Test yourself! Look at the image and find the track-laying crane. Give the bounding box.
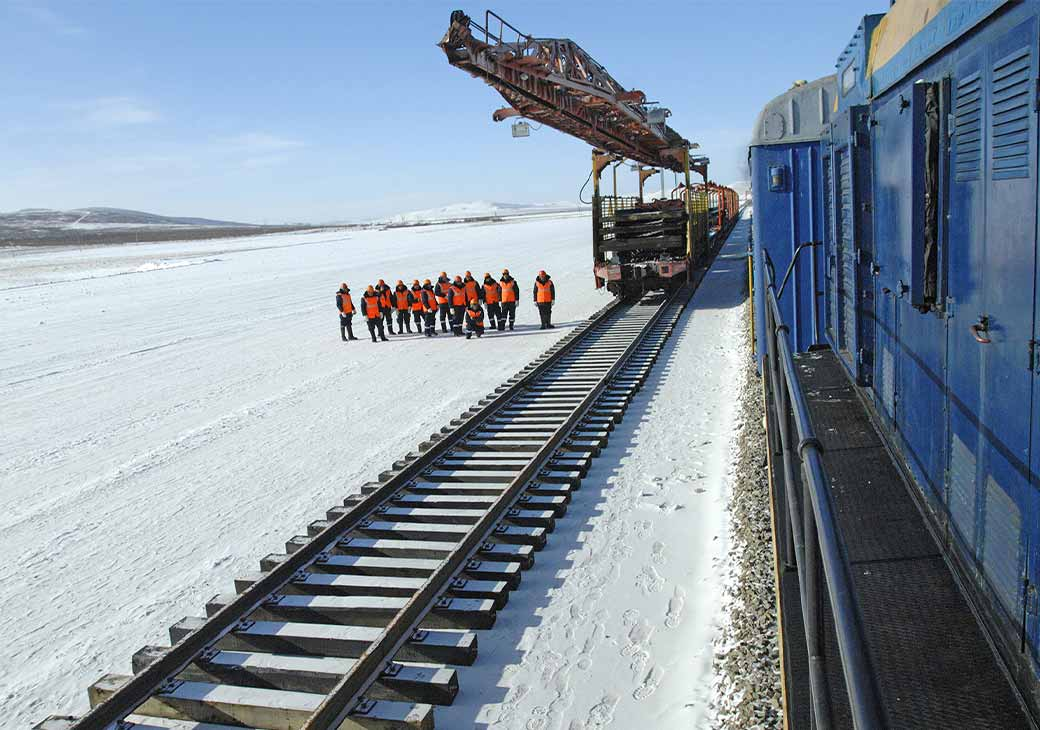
[439,9,738,296]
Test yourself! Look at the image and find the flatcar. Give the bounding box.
[751,0,1039,721]
[591,151,739,297]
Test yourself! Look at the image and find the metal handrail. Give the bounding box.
[762,262,884,729]
[775,240,820,302]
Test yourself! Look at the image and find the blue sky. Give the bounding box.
[0,1,887,223]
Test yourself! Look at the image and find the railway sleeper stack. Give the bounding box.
[38,286,695,730]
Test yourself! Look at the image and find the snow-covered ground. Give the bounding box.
[439,217,750,728]
[0,210,749,728]
[380,200,585,225]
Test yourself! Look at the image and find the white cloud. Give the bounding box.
[17,2,86,36]
[228,132,305,151]
[81,97,160,126]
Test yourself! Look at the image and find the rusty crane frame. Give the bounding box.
[439,9,695,173]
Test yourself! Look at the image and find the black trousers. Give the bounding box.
[451,305,466,335]
[412,310,423,330]
[466,322,485,338]
[396,309,411,332]
[486,302,502,329]
[339,313,355,339]
[438,303,451,331]
[366,317,387,341]
[382,309,394,333]
[424,311,437,335]
[500,302,516,329]
[537,302,553,328]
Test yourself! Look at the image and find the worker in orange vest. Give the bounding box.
[362,285,389,342]
[409,280,425,332]
[421,279,440,337]
[462,270,481,303]
[393,279,414,334]
[448,275,468,336]
[533,270,556,329]
[336,283,359,341]
[500,268,519,331]
[482,273,502,331]
[375,279,395,335]
[465,298,486,340]
[434,272,452,333]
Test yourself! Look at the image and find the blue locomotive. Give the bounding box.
[751,0,1039,724]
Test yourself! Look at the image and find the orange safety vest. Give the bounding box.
[378,288,392,309]
[435,281,449,305]
[410,289,424,310]
[483,282,500,304]
[450,283,467,306]
[338,292,354,314]
[535,278,553,303]
[501,279,517,303]
[468,307,484,327]
[395,289,411,311]
[463,278,480,302]
[363,293,381,319]
[423,289,439,312]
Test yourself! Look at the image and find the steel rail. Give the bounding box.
[70,297,624,730]
[311,289,686,728]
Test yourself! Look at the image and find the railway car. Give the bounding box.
[751,0,1040,724]
[591,152,740,297]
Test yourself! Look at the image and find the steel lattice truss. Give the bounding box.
[439,10,691,172]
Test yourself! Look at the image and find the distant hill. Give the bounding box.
[0,207,249,229]
[379,200,587,226]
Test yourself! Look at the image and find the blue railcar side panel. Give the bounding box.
[751,142,826,358]
[753,0,1040,687]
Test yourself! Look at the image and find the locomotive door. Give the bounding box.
[947,23,1039,643]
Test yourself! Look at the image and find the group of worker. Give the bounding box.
[335,269,557,343]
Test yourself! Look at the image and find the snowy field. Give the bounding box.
[0,210,748,727]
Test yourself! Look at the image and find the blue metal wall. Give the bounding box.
[750,142,826,361]
[752,0,1040,691]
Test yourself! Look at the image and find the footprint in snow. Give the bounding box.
[635,564,664,595]
[634,665,664,700]
[665,586,686,628]
[585,694,620,729]
[651,541,667,565]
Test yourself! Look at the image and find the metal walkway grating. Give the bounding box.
[776,348,1032,729]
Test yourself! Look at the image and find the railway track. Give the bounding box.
[39,280,704,730]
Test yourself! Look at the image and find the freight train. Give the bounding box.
[751,0,1040,722]
[590,153,740,297]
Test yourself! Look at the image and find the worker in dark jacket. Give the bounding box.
[448,275,468,336]
[434,272,452,333]
[375,279,395,334]
[393,279,413,333]
[482,273,502,331]
[409,280,424,332]
[362,285,388,342]
[421,279,440,337]
[533,270,556,329]
[336,283,359,341]
[500,268,520,331]
[465,299,486,339]
[463,270,481,303]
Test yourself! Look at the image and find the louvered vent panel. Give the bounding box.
[991,46,1031,180]
[954,71,982,182]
